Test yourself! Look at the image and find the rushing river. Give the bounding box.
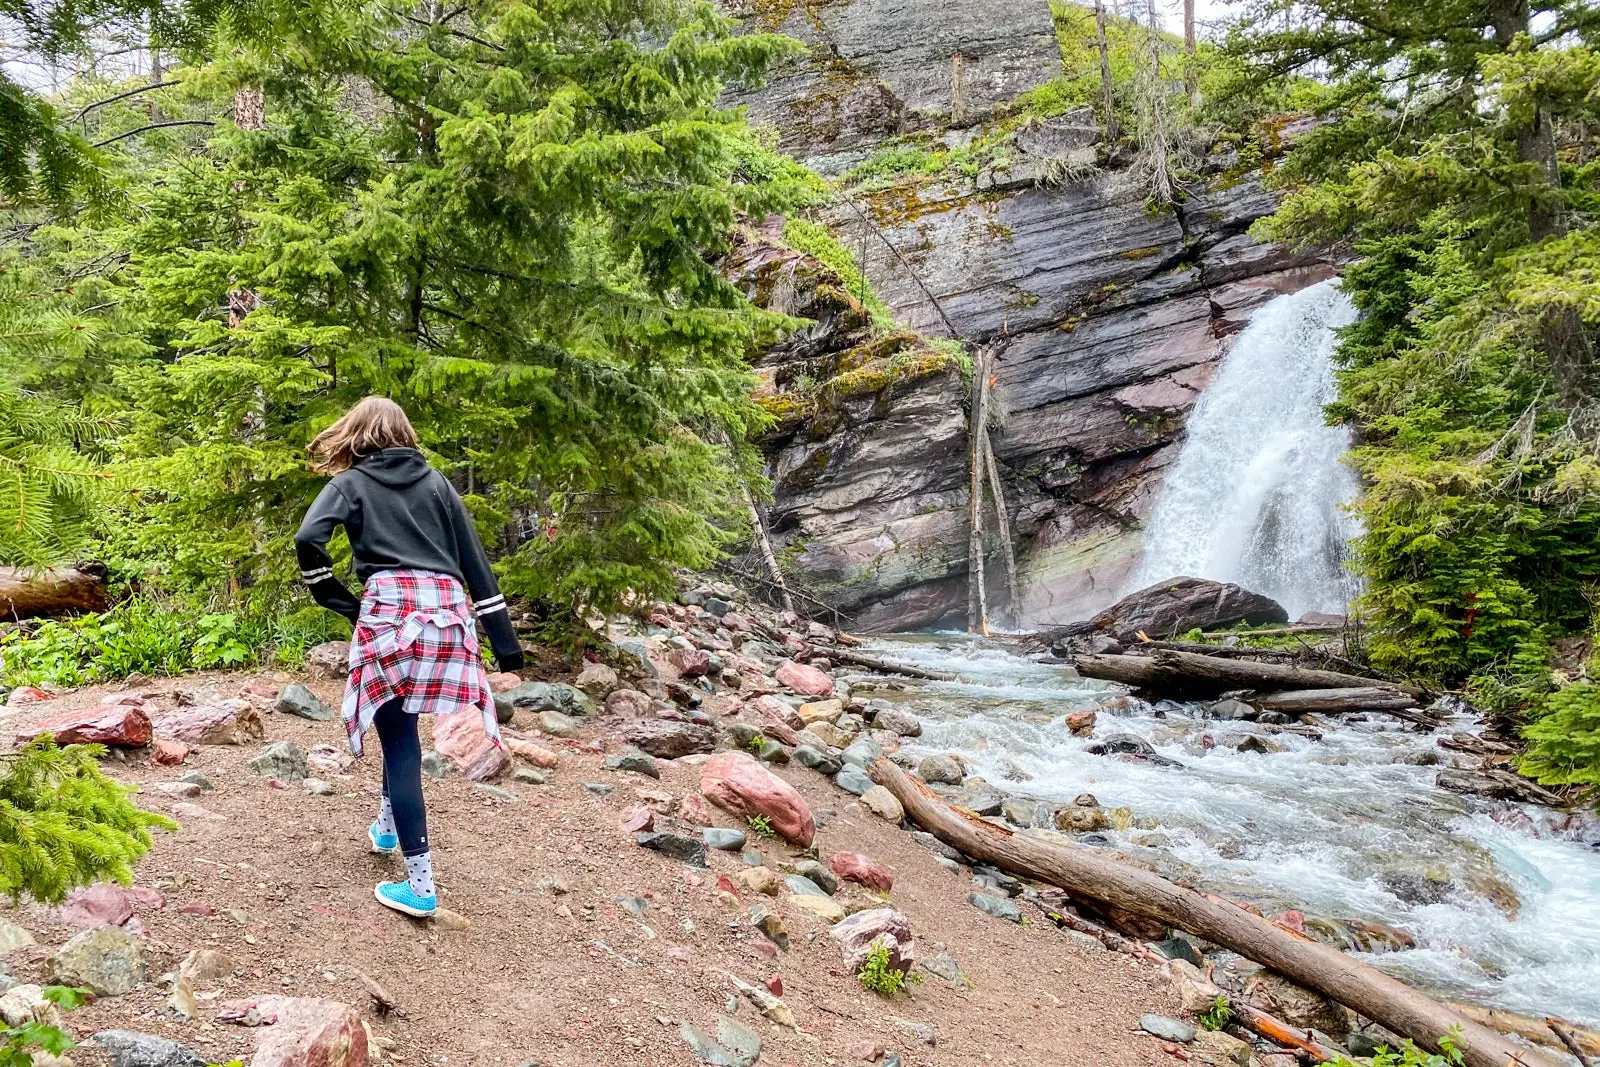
[851,635,1600,1028]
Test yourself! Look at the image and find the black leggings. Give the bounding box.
[373,698,429,857]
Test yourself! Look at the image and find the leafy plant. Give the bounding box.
[1521,683,1600,794]
[1197,995,1232,1032]
[744,732,768,755]
[747,814,776,838]
[856,942,919,997]
[0,986,87,1067]
[1330,1035,1465,1067]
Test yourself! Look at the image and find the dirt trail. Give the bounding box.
[4,670,1177,1067]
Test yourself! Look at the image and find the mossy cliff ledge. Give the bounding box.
[732,0,1334,631]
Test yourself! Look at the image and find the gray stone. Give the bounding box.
[1207,698,1257,721]
[538,709,582,739]
[421,750,455,778]
[918,952,968,986]
[248,741,306,781]
[614,637,659,679]
[679,1021,746,1067]
[794,745,842,775]
[1159,934,1204,967]
[861,785,904,822]
[841,737,884,769]
[498,681,595,724]
[918,754,965,784]
[794,859,839,895]
[176,770,213,790]
[92,1030,208,1067]
[909,830,961,860]
[1140,1014,1196,1043]
[473,783,518,801]
[513,766,549,784]
[835,764,874,796]
[716,1015,762,1066]
[636,831,708,868]
[1052,578,1287,645]
[0,922,31,954]
[48,925,145,995]
[605,746,661,779]
[703,828,748,851]
[1085,733,1184,769]
[741,849,764,866]
[958,793,1004,817]
[756,738,790,764]
[273,683,334,722]
[783,875,829,898]
[967,892,1022,923]
[874,708,923,737]
[1001,798,1045,827]
[582,782,613,796]
[301,777,334,797]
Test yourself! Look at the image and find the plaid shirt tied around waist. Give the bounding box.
[341,569,500,758]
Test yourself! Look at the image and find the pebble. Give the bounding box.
[473,783,518,802]
[835,765,874,796]
[748,903,789,949]
[434,908,471,930]
[1140,1014,1197,1043]
[177,771,214,791]
[583,782,614,796]
[967,892,1022,923]
[861,785,903,823]
[617,897,649,917]
[702,828,747,851]
[302,778,334,796]
[605,747,661,779]
[740,849,764,867]
[513,767,549,784]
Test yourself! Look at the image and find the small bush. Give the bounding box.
[747,814,776,838]
[856,942,919,996]
[1520,682,1600,794]
[0,985,87,1067]
[1197,995,1231,1031]
[1331,1036,1464,1067]
[744,732,768,755]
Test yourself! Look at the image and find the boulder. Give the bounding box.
[828,907,916,973]
[699,752,815,847]
[751,695,805,731]
[1050,577,1288,643]
[619,719,717,759]
[219,995,369,1067]
[433,711,509,781]
[840,738,883,769]
[1244,972,1352,1036]
[606,688,653,717]
[574,661,619,697]
[669,647,712,677]
[47,924,145,995]
[861,785,904,823]
[828,852,893,893]
[917,754,965,785]
[92,1030,209,1067]
[807,721,852,749]
[304,641,351,680]
[794,745,842,775]
[249,741,308,781]
[874,708,922,737]
[54,883,163,930]
[273,684,335,722]
[796,699,844,725]
[17,704,151,747]
[835,764,874,796]
[775,660,833,697]
[153,701,264,745]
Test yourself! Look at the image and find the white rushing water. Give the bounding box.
[856,636,1600,1027]
[1132,279,1362,618]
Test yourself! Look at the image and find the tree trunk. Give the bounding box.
[866,757,1558,1067]
[1253,687,1420,713]
[0,567,110,619]
[1183,0,1199,105]
[980,422,1018,627]
[1444,1002,1600,1060]
[828,649,965,682]
[967,349,990,635]
[1073,650,1429,700]
[742,483,795,615]
[228,86,264,329]
[1093,0,1118,141]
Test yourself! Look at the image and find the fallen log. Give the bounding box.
[1253,688,1419,713]
[0,566,109,619]
[866,757,1555,1067]
[1441,1004,1600,1060]
[1152,649,1431,701]
[1135,638,1301,661]
[1199,625,1343,638]
[827,649,965,683]
[1227,998,1343,1063]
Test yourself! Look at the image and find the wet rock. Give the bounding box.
[794,859,839,894]
[1053,577,1287,644]
[1065,709,1098,736]
[18,704,152,747]
[874,708,922,736]
[620,719,717,759]
[1244,972,1352,1035]
[968,892,1022,923]
[305,641,351,680]
[273,684,335,722]
[917,754,965,785]
[93,1030,208,1067]
[1236,734,1284,755]
[861,785,903,823]
[1086,732,1183,768]
[48,925,145,995]
[700,752,816,847]
[432,710,508,781]
[153,701,264,745]
[249,741,308,781]
[1054,806,1109,832]
[217,995,369,1067]
[794,745,842,775]
[636,831,709,868]
[703,828,748,851]
[1207,698,1256,720]
[1139,1014,1196,1043]
[828,852,893,892]
[605,746,661,778]
[1001,799,1045,827]
[574,661,619,698]
[776,660,834,697]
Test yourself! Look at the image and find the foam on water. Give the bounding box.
[860,636,1600,1026]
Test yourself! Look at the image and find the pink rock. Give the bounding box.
[828,907,916,973]
[648,612,675,629]
[502,732,562,768]
[55,883,164,930]
[605,689,653,717]
[705,694,744,718]
[1274,909,1306,935]
[486,671,524,693]
[5,686,53,708]
[99,692,145,706]
[18,704,152,747]
[846,1040,884,1062]
[756,717,799,746]
[305,640,352,680]
[617,719,715,759]
[699,752,815,847]
[220,995,368,1067]
[677,793,714,826]
[306,744,354,776]
[775,660,833,698]
[781,633,807,655]
[828,852,893,893]
[752,695,805,731]
[668,648,710,677]
[238,677,280,703]
[619,806,655,833]
[152,737,190,766]
[764,974,783,997]
[153,701,264,745]
[433,711,508,781]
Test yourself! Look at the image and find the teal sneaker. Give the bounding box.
[375,881,436,918]
[368,821,399,855]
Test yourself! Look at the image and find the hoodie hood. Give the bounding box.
[351,448,434,489]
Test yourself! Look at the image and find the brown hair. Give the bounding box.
[307,396,420,474]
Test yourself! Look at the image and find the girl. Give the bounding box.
[294,397,524,918]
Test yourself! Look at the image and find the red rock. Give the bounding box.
[1065,709,1097,736]
[619,806,655,833]
[699,752,815,847]
[605,689,653,717]
[846,1040,883,1062]
[153,701,263,745]
[753,940,778,959]
[18,704,151,747]
[433,711,508,781]
[617,719,715,759]
[220,995,369,1067]
[756,718,800,746]
[648,612,675,629]
[152,737,190,766]
[486,671,524,693]
[1274,909,1306,934]
[5,686,53,708]
[828,907,916,973]
[179,902,215,916]
[502,731,562,767]
[828,852,893,893]
[677,793,714,826]
[55,883,164,929]
[752,695,805,731]
[775,660,833,698]
[668,648,710,677]
[238,677,281,703]
[764,974,783,997]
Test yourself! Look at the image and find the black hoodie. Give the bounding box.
[293,448,524,671]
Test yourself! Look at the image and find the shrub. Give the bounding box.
[1520,682,1600,794]
[856,942,919,996]
[0,986,87,1067]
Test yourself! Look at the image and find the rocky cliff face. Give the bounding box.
[734,0,1334,631]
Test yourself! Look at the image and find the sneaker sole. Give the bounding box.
[373,884,436,919]
[368,829,400,855]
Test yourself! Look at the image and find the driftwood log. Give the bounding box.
[866,757,1555,1067]
[1074,649,1430,701]
[827,649,965,683]
[1254,687,1419,713]
[1443,1003,1600,1060]
[0,567,109,619]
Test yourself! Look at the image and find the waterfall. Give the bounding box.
[1131,278,1361,619]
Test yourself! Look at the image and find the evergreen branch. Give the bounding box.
[73,80,182,122]
[92,120,215,147]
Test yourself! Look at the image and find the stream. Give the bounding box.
[851,634,1600,1028]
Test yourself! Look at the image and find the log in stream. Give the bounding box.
[866,757,1556,1067]
[1074,649,1431,702]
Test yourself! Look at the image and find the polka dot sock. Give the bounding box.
[404,852,436,899]
[376,797,397,839]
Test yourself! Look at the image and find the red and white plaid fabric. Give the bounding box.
[341,569,499,757]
